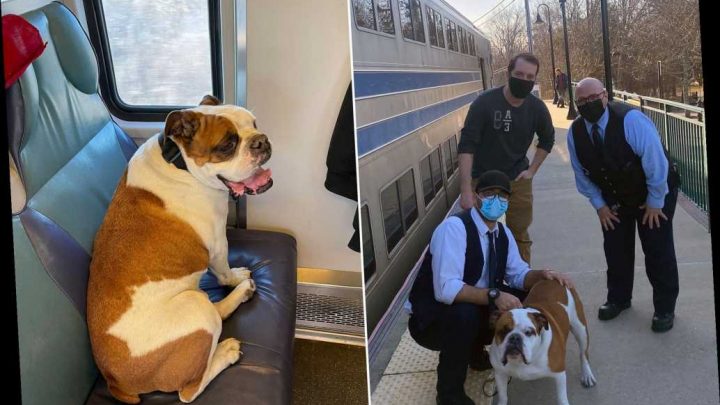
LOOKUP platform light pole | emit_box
[524,0,534,53]
[559,0,577,119]
[600,0,613,99]
[535,3,557,104]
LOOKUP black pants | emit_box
[408,287,527,400]
[602,186,679,314]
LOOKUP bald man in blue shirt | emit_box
[567,77,681,333]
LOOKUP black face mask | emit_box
[508,77,535,99]
[578,99,606,123]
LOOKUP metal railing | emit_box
[571,83,708,213]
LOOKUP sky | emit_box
[445,0,523,28]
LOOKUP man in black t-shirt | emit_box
[458,53,555,266]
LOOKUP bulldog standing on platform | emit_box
[87,95,273,403]
[489,280,597,405]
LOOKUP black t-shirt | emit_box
[457,86,555,179]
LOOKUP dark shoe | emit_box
[598,301,631,320]
[437,393,475,405]
[651,313,674,332]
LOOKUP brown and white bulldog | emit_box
[489,280,597,405]
[87,95,272,404]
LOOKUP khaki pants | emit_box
[473,176,533,264]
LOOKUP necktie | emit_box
[592,124,604,158]
[487,230,497,288]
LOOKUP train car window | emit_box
[450,135,459,169]
[353,0,395,34]
[399,0,425,43]
[447,20,458,51]
[377,0,396,34]
[381,183,404,252]
[431,148,443,193]
[353,0,377,30]
[420,155,435,205]
[398,170,418,231]
[469,35,476,56]
[443,140,453,178]
[361,205,377,282]
[85,0,222,120]
[426,6,438,46]
[479,57,488,89]
[458,27,465,54]
[434,10,445,48]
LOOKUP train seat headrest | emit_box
[2,14,47,89]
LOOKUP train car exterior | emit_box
[352,0,493,333]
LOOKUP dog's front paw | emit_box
[221,267,251,287]
[237,278,256,303]
[217,338,242,365]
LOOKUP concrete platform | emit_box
[369,101,718,405]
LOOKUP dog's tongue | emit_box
[226,168,272,196]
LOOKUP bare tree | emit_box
[478,0,703,103]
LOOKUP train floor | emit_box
[369,101,718,405]
[292,338,369,404]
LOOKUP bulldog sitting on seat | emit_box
[87,95,272,403]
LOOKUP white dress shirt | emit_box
[406,208,531,312]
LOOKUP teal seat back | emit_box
[9,3,137,404]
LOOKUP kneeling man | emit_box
[408,170,574,405]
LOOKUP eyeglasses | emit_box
[477,193,509,203]
[575,91,605,106]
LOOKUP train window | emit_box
[398,170,418,231]
[353,0,395,35]
[421,148,443,206]
[479,57,488,89]
[86,0,222,120]
[377,0,396,34]
[431,148,443,193]
[458,27,466,54]
[361,205,377,282]
[435,11,445,48]
[420,155,434,205]
[381,183,404,253]
[469,35,476,56]
[426,6,444,48]
[354,0,377,31]
[426,6,438,46]
[380,169,418,253]
[443,140,453,178]
[399,0,425,43]
[446,20,458,52]
[450,135,459,169]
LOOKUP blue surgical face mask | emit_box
[478,194,509,221]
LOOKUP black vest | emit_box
[572,102,667,209]
[408,209,509,331]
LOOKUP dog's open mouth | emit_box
[218,168,273,198]
[502,347,528,366]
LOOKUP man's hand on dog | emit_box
[495,292,523,311]
[540,269,575,289]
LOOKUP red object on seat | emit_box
[3,14,47,89]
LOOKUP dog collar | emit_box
[159,134,188,171]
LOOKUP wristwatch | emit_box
[488,288,500,302]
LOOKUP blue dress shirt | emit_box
[566,107,669,209]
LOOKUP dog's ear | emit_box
[165,110,201,142]
[199,94,222,106]
[529,312,549,332]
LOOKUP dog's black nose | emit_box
[249,134,271,154]
[508,333,522,345]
